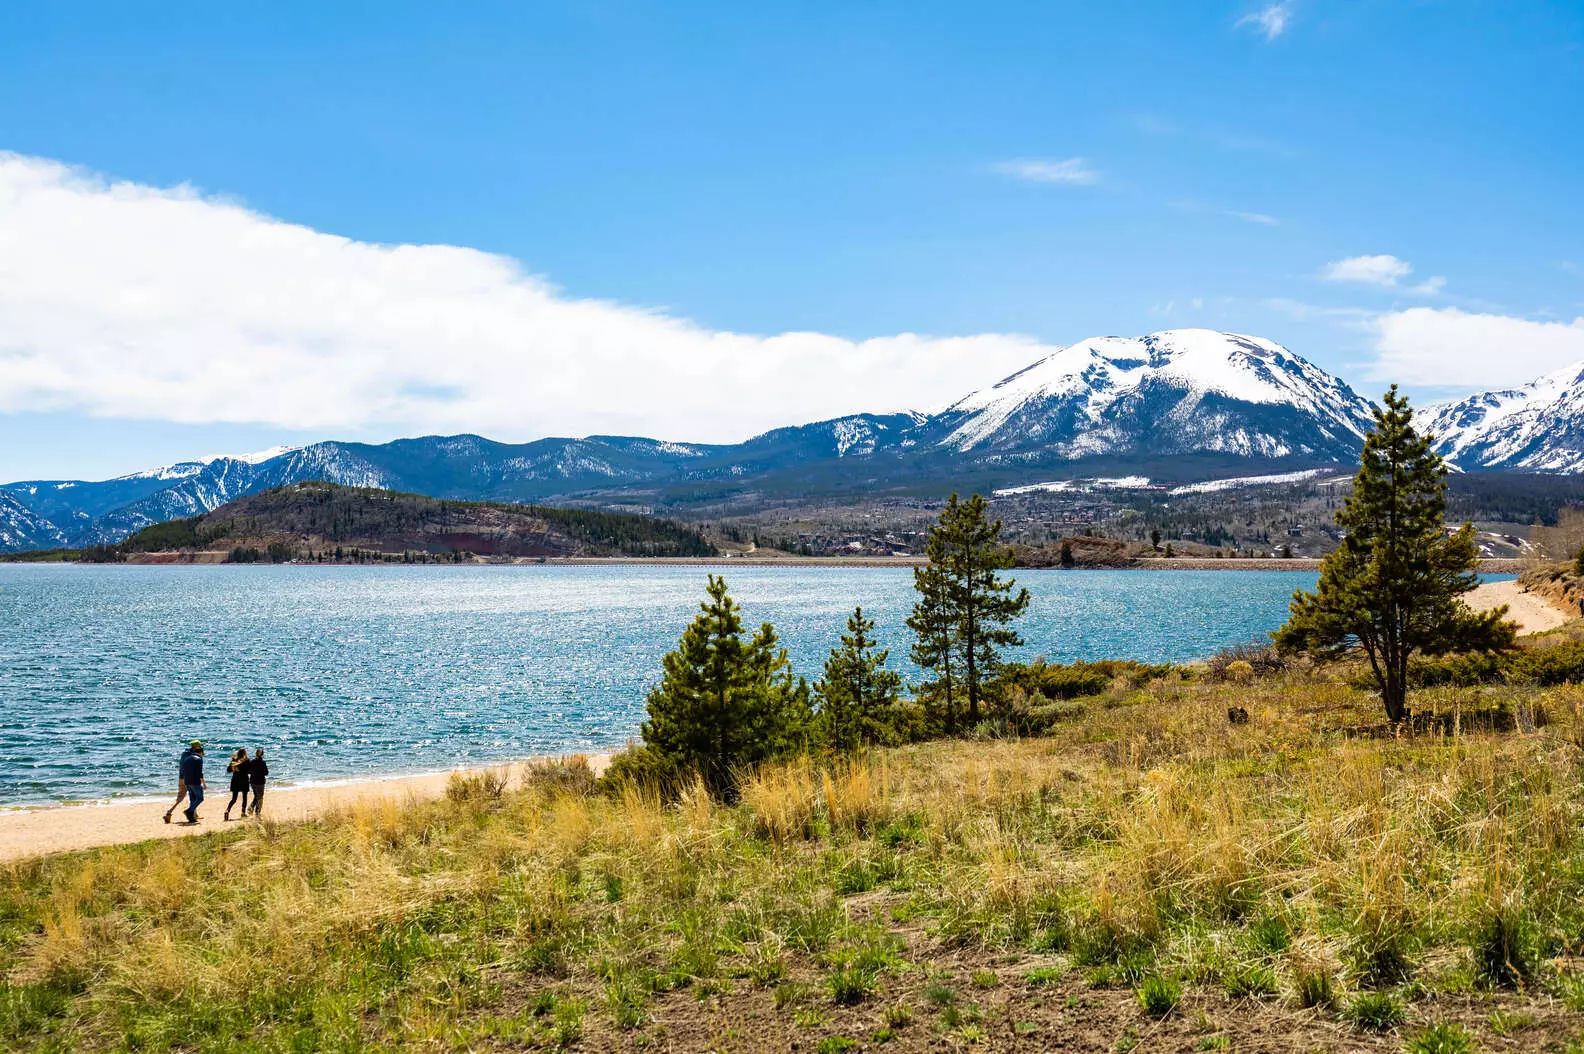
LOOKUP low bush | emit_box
[1207,640,1287,680]
[1399,640,1584,689]
[598,744,685,798]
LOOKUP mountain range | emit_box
[4,327,1582,552]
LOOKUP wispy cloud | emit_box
[1228,210,1279,226]
[1237,2,1293,41]
[1320,254,1444,295]
[992,158,1100,186]
[1173,199,1279,226]
[0,153,1051,442]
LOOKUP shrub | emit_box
[445,767,509,803]
[1403,1022,1474,1054]
[522,756,597,797]
[1345,991,1405,1032]
[1134,975,1182,1018]
[598,744,684,799]
[1207,640,1287,680]
[817,1038,859,1054]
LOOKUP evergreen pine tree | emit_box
[908,494,1031,731]
[814,606,903,751]
[1275,386,1515,723]
[907,533,960,732]
[640,575,808,798]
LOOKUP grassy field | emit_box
[3,671,1583,1052]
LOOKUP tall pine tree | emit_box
[908,494,1031,731]
[908,531,960,732]
[1275,387,1515,723]
[641,575,809,797]
[814,606,903,751]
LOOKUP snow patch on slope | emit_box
[1168,469,1336,495]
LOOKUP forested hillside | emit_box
[117,482,715,559]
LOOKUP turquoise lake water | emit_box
[0,564,1323,804]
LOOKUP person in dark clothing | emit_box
[176,741,206,824]
[223,748,250,820]
[246,749,269,815]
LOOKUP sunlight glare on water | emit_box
[0,563,1319,804]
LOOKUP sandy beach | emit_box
[0,755,609,864]
[1467,578,1570,634]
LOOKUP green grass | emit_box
[1134,975,1182,1018]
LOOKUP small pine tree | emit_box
[814,606,903,752]
[1275,387,1516,723]
[1150,528,1161,552]
[640,575,808,798]
[1574,544,1584,577]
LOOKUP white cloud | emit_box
[1237,2,1292,40]
[1321,254,1414,287]
[1367,308,1584,387]
[1411,275,1447,296]
[992,158,1100,186]
[0,153,1051,443]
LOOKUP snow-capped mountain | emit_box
[29,327,1579,554]
[0,489,69,551]
[927,330,1378,461]
[1419,360,1584,473]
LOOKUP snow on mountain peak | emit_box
[1420,359,1584,471]
[940,329,1376,456]
[120,445,302,482]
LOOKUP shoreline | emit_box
[0,754,610,863]
[9,555,1533,572]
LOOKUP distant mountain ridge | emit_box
[4,328,1578,552]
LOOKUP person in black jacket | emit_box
[175,741,206,824]
[246,748,269,816]
[223,748,250,821]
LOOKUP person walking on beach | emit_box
[177,740,206,824]
[246,748,268,815]
[161,762,188,824]
[223,748,250,821]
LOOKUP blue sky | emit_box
[1,1,1581,481]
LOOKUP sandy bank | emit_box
[0,755,609,864]
[1466,578,1570,634]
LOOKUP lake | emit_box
[0,564,1321,805]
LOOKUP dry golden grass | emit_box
[0,675,1581,1051]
